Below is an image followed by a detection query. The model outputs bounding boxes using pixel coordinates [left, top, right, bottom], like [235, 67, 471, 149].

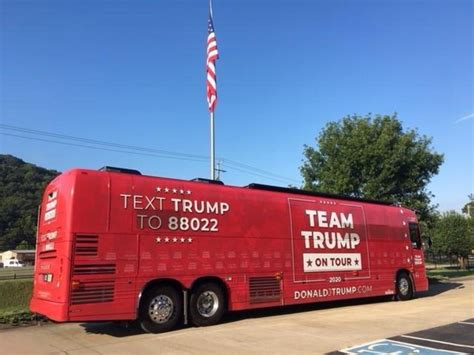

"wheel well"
[136, 278, 184, 316]
[396, 269, 410, 277]
[396, 269, 411, 280]
[190, 277, 229, 308]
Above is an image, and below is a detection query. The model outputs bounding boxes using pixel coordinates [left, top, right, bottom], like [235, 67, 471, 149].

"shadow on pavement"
[81, 321, 143, 337]
[80, 279, 466, 337]
[81, 296, 393, 337]
[222, 295, 392, 324]
[421, 279, 464, 297]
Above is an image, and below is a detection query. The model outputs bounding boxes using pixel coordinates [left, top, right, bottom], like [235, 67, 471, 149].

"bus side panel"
[364, 205, 411, 292]
[281, 201, 423, 306]
[131, 180, 293, 311]
[282, 197, 377, 305]
[68, 172, 138, 321]
[68, 233, 139, 321]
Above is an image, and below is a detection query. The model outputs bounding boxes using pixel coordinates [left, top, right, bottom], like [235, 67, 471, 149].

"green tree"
[300, 114, 444, 222]
[432, 212, 473, 269]
[0, 155, 59, 251]
[16, 240, 31, 250]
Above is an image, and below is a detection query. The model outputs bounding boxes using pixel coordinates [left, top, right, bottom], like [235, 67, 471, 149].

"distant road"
[0, 266, 33, 281]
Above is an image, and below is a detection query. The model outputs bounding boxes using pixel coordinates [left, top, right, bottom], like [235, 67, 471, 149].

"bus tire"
[396, 272, 413, 301]
[190, 282, 226, 327]
[139, 285, 182, 333]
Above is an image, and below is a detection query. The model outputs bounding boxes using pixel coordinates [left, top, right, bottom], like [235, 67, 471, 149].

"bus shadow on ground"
[422, 279, 464, 298]
[81, 321, 143, 337]
[80, 280, 463, 337]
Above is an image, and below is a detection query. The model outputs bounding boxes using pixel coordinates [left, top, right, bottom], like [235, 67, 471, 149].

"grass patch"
[0, 309, 38, 325]
[0, 266, 34, 280]
[0, 279, 33, 324]
[427, 268, 474, 279]
[0, 279, 33, 309]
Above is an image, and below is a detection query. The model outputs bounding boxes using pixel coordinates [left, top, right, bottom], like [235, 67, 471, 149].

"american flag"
[206, 7, 219, 112]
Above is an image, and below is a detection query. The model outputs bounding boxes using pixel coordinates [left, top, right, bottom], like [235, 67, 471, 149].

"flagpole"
[207, 0, 217, 180]
[210, 110, 215, 180]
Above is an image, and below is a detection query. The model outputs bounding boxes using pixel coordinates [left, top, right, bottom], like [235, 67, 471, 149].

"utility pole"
[216, 160, 226, 181]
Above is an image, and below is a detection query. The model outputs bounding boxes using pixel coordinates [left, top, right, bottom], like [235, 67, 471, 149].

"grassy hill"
[0, 155, 59, 250]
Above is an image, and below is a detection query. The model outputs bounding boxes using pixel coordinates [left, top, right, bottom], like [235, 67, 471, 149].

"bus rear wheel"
[190, 282, 226, 327]
[139, 285, 182, 333]
[396, 272, 413, 301]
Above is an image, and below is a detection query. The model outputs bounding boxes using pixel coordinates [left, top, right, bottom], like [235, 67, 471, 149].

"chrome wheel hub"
[197, 291, 219, 318]
[149, 295, 174, 324]
[399, 278, 409, 295]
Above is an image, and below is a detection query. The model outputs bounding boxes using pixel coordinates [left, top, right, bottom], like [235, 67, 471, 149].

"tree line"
[0, 154, 59, 250]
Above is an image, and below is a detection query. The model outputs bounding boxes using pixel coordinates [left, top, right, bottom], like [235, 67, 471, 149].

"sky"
[1, 0, 473, 213]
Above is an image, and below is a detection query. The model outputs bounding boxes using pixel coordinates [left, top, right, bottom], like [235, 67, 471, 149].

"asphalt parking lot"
[334, 319, 474, 354]
[0, 277, 473, 354]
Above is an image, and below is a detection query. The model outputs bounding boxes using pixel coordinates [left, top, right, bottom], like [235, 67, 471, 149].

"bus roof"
[245, 183, 395, 207]
[90, 166, 396, 208]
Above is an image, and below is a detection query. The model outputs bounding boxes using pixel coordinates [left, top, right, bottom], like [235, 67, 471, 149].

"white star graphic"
[188, 237, 193, 243]
[180, 238, 185, 243]
[173, 237, 178, 243]
[156, 187, 162, 192]
[164, 188, 169, 193]
[186, 190, 192, 195]
[172, 188, 177, 193]
[179, 189, 184, 194]
[156, 237, 161, 243]
[164, 237, 169, 243]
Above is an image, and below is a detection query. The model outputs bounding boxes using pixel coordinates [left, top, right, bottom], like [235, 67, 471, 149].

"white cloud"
[455, 113, 474, 123]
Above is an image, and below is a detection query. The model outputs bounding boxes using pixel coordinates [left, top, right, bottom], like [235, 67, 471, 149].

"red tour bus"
[30, 167, 428, 333]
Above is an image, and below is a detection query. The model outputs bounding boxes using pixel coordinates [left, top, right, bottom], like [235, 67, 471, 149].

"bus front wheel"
[396, 272, 413, 301]
[139, 285, 182, 333]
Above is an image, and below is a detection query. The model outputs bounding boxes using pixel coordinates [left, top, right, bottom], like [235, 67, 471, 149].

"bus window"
[409, 223, 422, 249]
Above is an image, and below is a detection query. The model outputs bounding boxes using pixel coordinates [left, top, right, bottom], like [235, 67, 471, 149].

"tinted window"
[409, 223, 421, 249]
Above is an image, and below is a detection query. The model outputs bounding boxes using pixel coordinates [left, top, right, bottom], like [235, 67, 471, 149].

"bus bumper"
[30, 296, 69, 322]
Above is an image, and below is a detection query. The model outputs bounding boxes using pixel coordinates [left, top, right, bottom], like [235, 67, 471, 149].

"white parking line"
[400, 335, 474, 349]
[458, 321, 474, 325]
